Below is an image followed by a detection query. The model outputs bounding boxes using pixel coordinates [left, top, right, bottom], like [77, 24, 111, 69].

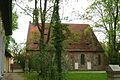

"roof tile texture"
[26, 23, 103, 52]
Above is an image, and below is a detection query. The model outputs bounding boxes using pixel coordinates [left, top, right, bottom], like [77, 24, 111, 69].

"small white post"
[87, 61, 91, 70]
[75, 63, 78, 70]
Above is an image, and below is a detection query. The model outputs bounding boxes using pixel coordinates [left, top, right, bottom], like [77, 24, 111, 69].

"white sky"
[12, 0, 105, 43]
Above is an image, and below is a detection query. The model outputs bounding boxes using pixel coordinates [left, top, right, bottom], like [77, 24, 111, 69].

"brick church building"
[26, 22, 105, 70]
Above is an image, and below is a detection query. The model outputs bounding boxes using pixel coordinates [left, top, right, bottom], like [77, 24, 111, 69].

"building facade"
[0, 17, 5, 78]
[64, 24, 105, 70]
[0, 0, 12, 79]
[26, 22, 106, 71]
[5, 51, 12, 72]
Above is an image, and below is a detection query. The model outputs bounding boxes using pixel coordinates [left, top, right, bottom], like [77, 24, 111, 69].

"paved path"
[4, 73, 26, 80]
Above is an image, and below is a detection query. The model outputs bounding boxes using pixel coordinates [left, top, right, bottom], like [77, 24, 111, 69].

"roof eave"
[64, 48, 104, 52]
[0, 0, 12, 35]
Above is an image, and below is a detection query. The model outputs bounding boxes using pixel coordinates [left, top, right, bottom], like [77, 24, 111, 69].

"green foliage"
[109, 53, 120, 65]
[17, 0, 70, 80]
[82, 0, 120, 64]
[26, 51, 58, 79]
[61, 24, 71, 40]
[26, 45, 70, 80]
[12, 11, 18, 31]
[15, 54, 26, 71]
[84, 27, 92, 34]
[83, 27, 94, 45]
[5, 36, 15, 50]
[51, 1, 66, 80]
[23, 72, 39, 80]
[9, 42, 26, 71]
[30, 31, 39, 42]
[63, 30, 81, 48]
[6, 5, 18, 52]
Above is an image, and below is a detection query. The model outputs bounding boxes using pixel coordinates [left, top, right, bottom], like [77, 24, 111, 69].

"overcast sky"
[12, 0, 105, 43]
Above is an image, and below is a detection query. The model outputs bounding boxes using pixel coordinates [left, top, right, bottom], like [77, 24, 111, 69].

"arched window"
[81, 54, 85, 65]
[98, 55, 101, 65]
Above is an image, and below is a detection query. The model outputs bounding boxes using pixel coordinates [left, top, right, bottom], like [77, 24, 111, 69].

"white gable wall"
[0, 11, 5, 79]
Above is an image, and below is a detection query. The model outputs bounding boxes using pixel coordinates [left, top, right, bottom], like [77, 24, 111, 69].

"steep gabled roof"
[26, 22, 40, 50]
[26, 22, 104, 52]
[64, 24, 104, 52]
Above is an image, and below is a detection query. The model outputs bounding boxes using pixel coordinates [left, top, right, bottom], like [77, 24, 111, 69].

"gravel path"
[4, 73, 26, 80]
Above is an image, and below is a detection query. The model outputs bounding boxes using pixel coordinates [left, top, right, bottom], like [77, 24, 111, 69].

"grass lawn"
[22, 72, 39, 80]
[23, 71, 108, 80]
[65, 73, 107, 80]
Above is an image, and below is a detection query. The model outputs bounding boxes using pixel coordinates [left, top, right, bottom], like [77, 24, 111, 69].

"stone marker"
[75, 63, 78, 69]
[107, 65, 120, 80]
[87, 61, 91, 70]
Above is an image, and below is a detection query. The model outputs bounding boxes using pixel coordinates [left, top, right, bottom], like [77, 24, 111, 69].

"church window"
[98, 55, 101, 65]
[81, 54, 85, 65]
[33, 42, 38, 44]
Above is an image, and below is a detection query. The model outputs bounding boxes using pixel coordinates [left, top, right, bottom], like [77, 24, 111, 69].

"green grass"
[23, 71, 108, 80]
[64, 73, 107, 80]
[22, 72, 39, 80]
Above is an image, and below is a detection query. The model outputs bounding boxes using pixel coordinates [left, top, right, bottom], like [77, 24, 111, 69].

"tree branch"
[96, 5, 109, 32]
[114, 0, 119, 30]
[15, 0, 33, 18]
[46, 6, 54, 13]
[40, 0, 42, 15]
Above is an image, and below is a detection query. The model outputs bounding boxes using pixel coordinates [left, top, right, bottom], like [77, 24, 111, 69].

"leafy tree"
[6, 4, 18, 51]
[51, 0, 63, 80]
[11, 42, 27, 71]
[15, 0, 71, 79]
[82, 0, 120, 64]
[15, 0, 84, 79]
[15, 53, 26, 71]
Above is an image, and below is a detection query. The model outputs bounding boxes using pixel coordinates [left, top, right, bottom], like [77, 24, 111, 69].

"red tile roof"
[26, 22, 104, 52]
